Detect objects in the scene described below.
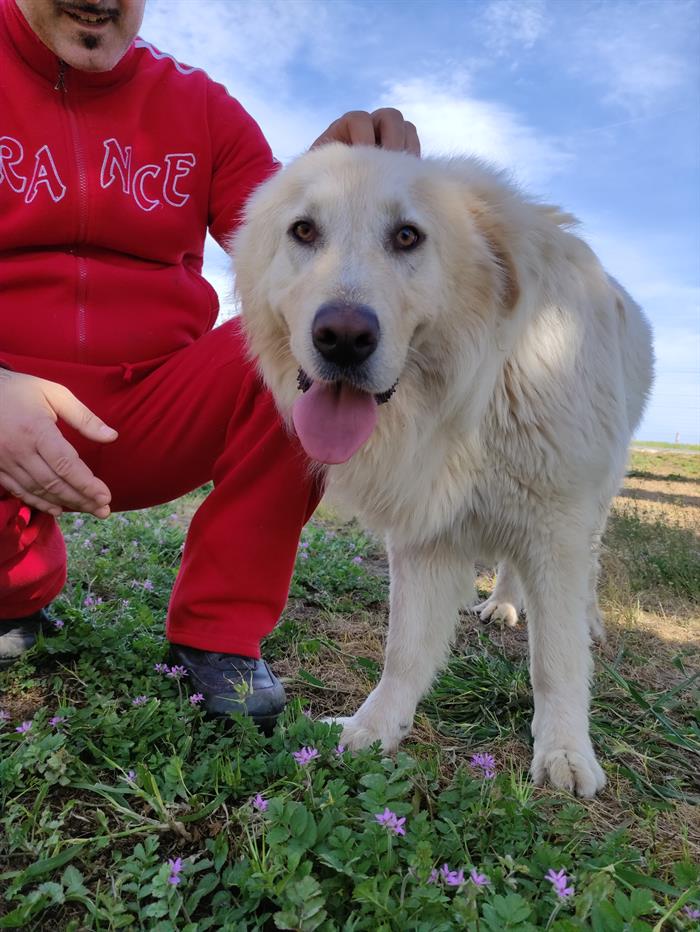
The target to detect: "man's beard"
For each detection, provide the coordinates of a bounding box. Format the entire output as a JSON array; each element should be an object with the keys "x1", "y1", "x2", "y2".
[{"x1": 79, "y1": 33, "x2": 101, "y2": 50}]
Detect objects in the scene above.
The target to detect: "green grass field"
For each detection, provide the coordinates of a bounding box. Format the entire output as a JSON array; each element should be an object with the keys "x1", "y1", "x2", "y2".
[{"x1": 1, "y1": 450, "x2": 698, "y2": 930}]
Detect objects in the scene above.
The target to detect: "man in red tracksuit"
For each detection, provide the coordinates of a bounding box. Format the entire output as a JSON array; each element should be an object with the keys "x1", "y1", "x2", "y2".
[{"x1": 0, "y1": 0, "x2": 420, "y2": 728}]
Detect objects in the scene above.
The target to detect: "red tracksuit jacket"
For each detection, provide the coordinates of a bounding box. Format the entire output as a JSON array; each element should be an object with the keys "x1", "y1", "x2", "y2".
[
  {"x1": 0, "y1": 0, "x2": 276, "y2": 368},
  {"x1": 0, "y1": 0, "x2": 322, "y2": 654}
]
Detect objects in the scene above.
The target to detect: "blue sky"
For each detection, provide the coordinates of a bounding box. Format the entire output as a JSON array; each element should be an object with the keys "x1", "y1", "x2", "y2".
[{"x1": 142, "y1": 0, "x2": 700, "y2": 444}]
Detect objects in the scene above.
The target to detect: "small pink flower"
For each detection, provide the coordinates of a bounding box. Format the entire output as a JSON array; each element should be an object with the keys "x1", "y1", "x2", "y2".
[
  {"x1": 131, "y1": 695, "x2": 149, "y2": 706},
  {"x1": 15, "y1": 720, "x2": 32, "y2": 734},
  {"x1": 374, "y1": 807, "x2": 406, "y2": 836},
  {"x1": 299, "y1": 552, "x2": 309, "y2": 561},
  {"x1": 335, "y1": 744, "x2": 346, "y2": 756},
  {"x1": 49, "y1": 715, "x2": 67, "y2": 727},
  {"x1": 167, "y1": 856, "x2": 183, "y2": 885},
  {"x1": 546, "y1": 868, "x2": 575, "y2": 899},
  {"x1": 189, "y1": 693, "x2": 204, "y2": 706},
  {"x1": 292, "y1": 746, "x2": 319, "y2": 766},
  {"x1": 683, "y1": 906, "x2": 700, "y2": 920},
  {"x1": 0, "y1": 710, "x2": 10, "y2": 722},
  {"x1": 142, "y1": 579, "x2": 154, "y2": 591},
  {"x1": 53, "y1": 619, "x2": 64, "y2": 630},
  {"x1": 252, "y1": 793, "x2": 268, "y2": 812},
  {"x1": 440, "y1": 864, "x2": 465, "y2": 886},
  {"x1": 470, "y1": 868, "x2": 490, "y2": 887},
  {"x1": 125, "y1": 770, "x2": 137, "y2": 782},
  {"x1": 73, "y1": 517, "x2": 84, "y2": 528},
  {"x1": 470, "y1": 752, "x2": 496, "y2": 779},
  {"x1": 167, "y1": 665, "x2": 188, "y2": 679},
  {"x1": 154, "y1": 663, "x2": 169, "y2": 674}
]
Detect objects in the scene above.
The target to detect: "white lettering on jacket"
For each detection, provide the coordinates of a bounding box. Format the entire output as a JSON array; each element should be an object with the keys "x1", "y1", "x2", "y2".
[{"x1": 0, "y1": 136, "x2": 196, "y2": 210}]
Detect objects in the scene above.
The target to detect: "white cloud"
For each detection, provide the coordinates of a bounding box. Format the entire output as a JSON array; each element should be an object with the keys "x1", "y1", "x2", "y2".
[
  {"x1": 376, "y1": 78, "x2": 572, "y2": 189},
  {"x1": 568, "y1": 0, "x2": 700, "y2": 115},
  {"x1": 480, "y1": 0, "x2": 548, "y2": 55}
]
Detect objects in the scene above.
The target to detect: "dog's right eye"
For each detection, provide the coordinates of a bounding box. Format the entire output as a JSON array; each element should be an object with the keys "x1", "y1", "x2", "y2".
[{"x1": 290, "y1": 220, "x2": 318, "y2": 245}]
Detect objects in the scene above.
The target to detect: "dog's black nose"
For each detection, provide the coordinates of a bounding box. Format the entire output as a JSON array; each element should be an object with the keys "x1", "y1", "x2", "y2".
[{"x1": 312, "y1": 302, "x2": 379, "y2": 367}]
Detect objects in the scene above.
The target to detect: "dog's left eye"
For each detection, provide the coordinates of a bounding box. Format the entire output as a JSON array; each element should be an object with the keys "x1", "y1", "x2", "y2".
[
  {"x1": 290, "y1": 219, "x2": 318, "y2": 245},
  {"x1": 394, "y1": 225, "x2": 423, "y2": 250}
]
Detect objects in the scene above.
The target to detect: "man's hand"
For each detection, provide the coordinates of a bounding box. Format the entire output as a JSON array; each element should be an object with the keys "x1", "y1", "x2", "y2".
[
  {"x1": 0, "y1": 370, "x2": 118, "y2": 518},
  {"x1": 311, "y1": 108, "x2": 420, "y2": 155}
]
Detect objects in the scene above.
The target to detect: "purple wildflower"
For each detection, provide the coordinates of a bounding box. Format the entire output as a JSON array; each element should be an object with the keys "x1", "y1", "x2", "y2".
[
  {"x1": 167, "y1": 857, "x2": 183, "y2": 885},
  {"x1": 682, "y1": 906, "x2": 700, "y2": 920},
  {"x1": 427, "y1": 868, "x2": 439, "y2": 884},
  {"x1": 299, "y1": 552, "x2": 309, "y2": 561},
  {"x1": 142, "y1": 579, "x2": 154, "y2": 591},
  {"x1": 440, "y1": 864, "x2": 465, "y2": 886},
  {"x1": 53, "y1": 618, "x2": 64, "y2": 630},
  {"x1": 546, "y1": 868, "x2": 575, "y2": 900},
  {"x1": 154, "y1": 662, "x2": 169, "y2": 674},
  {"x1": 73, "y1": 517, "x2": 84, "y2": 528},
  {"x1": 352, "y1": 556, "x2": 363, "y2": 565},
  {"x1": 252, "y1": 793, "x2": 268, "y2": 812},
  {"x1": 15, "y1": 720, "x2": 32, "y2": 734},
  {"x1": 335, "y1": 744, "x2": 346, "y2": 756},
  {"x1": 470, "y1": 752, "x2": 497, "y2": 779},
  {"x1": 470, "y1": 868, "x2": 490, "y2": 888},
  {"x1": 83, "y1": 595, "x2": 102, "y2": 607},
  {"x1": 374, "y1": 808, "x2": 407, "y2": 836},
  {"x1": 126, "y1": 770, "x2": 137, "y2": 782},
  {"x1": 189, "y1": 693, "x2": 204, "y2": 706},
  {"x1": 49, "y1": 715, "x2": 67, "y2": 727},
  {"x1": 167, "y1": 665, "x2": 188, "y2": 679},
  {"x1": 131, "y1": 695, "x2": 149, "y2": 706},
  {"x1": 292, "y1": 746, "x2": 319, "y2": 766},
  {"x1": 0, "y1": 710, "x2": 10, "y2": 722}
]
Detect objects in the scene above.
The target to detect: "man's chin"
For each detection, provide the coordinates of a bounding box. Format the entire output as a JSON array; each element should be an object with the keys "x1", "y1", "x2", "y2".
[{"x1": 57, "y1": 41, "x2": 126, "y2": 72}]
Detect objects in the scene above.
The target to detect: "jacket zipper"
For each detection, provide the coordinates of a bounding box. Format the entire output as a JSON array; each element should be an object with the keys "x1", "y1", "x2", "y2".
[{"x1": 56, "y1": 59, "x2": 89, "y2": 362}]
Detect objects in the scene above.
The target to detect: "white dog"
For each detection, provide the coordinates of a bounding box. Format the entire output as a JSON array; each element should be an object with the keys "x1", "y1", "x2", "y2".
[{"x1": 232, "y1": 144, "x2": 653, "y2": 797}]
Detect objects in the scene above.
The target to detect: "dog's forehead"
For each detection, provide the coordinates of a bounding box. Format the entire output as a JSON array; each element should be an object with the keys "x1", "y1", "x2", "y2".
[{"x1": 288, "y1": 150, "x2": 424, "y2": 219}]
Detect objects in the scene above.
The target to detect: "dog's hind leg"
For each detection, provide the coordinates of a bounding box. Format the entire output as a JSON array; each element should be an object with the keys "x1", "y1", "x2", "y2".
[
  {"x1": 472, "y1": 560, "x2": 524, "y2": 627},
  {"x1": 517, "y1": 522, "x2": 607, "y2": 798},
  {"x1": 331, "y1": 538, "x2": 471, "y2": 752}
]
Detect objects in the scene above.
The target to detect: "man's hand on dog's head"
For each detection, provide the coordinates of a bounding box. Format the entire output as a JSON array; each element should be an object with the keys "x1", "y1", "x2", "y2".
[
  {"x1": 311, "y1": 108, "x2": 421, "y2": 156},
  {"x1": 0, "y1": 370, "x2": 117, "y2": 518}
]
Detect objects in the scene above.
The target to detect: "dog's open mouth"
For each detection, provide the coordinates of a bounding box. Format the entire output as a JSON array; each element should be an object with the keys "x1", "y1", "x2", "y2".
[{"x1": 293, "y1": 368, "x2": 397, "y2": 464}]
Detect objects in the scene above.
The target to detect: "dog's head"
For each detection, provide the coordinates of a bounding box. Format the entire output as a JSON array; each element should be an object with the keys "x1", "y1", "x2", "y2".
[{"x1": 232, "y1": 144, "x2": 522, "y2": 464}]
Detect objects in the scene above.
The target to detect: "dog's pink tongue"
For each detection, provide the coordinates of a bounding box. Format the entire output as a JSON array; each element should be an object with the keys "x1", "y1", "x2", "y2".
[{"x1": 292, "y1": 381, "x2": 378, "y2": 464}]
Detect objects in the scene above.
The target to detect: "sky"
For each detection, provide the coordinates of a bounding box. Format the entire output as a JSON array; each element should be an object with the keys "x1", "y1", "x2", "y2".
[{"x1": 141, "y1": 0, "x2": 700, "y2": 444}]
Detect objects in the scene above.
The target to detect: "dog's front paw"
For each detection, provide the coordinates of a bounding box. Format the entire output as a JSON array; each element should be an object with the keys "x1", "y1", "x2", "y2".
[
  {"x1": 472, "y1": 594, "x2": 520, "y2": 627},
  {"x1": 531, "y1": 746, "x2": 606, "y2": 798},
  {"x1": 324, "y1": 713, "x2": 409, "y2": 753}
]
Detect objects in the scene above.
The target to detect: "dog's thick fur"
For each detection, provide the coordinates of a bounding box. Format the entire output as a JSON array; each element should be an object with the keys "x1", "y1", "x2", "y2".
[{"x1": 232, "y1": 144, "x2": 654, "y2": 797}]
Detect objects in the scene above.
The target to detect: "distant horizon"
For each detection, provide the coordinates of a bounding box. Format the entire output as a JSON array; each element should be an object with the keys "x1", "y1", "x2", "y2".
[{"x1": 142, "y1": 0, "x2": 700, "y2": 445}]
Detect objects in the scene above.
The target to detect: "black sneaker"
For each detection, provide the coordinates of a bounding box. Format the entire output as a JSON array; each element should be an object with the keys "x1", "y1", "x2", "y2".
[
  {"x1": 167, "y1": 643, "x2": 286, "y2": 734},
  {"x1": 0, "y1": 609, "x2": 61, "y2": 669}
]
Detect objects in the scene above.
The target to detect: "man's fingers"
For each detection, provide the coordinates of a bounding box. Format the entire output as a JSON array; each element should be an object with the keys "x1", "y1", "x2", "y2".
[
  {"x1": 47, "y1": 383, "x2": 118, "y2": 444},
  {"x1": 35, "y1": 430, "x2": 112, "y2": 516},
  {"x1": 403, "y1": 121, "x2": 421, "y2": 157},
  {"x1": 370, "y1": 108, "x2": 411, "y2": 151},
  {"x1": 310, "y1": 109, "x2": 421, "y2": 154},
  {"x1": 0, "y1": 467, "x2": 63, "y2": 516}
]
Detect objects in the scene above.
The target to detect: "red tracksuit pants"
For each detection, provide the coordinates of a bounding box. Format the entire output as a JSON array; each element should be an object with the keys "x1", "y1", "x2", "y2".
[{"x1": 0, "y1": 320, "x2": 322, "y2": 658}]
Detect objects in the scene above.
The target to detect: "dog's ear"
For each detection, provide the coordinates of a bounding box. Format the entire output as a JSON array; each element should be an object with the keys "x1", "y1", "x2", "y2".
[
  {"x1": 466, "y1": 198, "x2": 520, "y2": 314},
  {"x1": 485, "y1": 232, "x2": 519, "y2": 313}
]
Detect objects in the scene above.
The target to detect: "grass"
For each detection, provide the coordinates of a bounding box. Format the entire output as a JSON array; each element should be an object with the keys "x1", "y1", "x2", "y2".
[{"x1": 1, "y1": 451, "x2": 699, "y2": 930}]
